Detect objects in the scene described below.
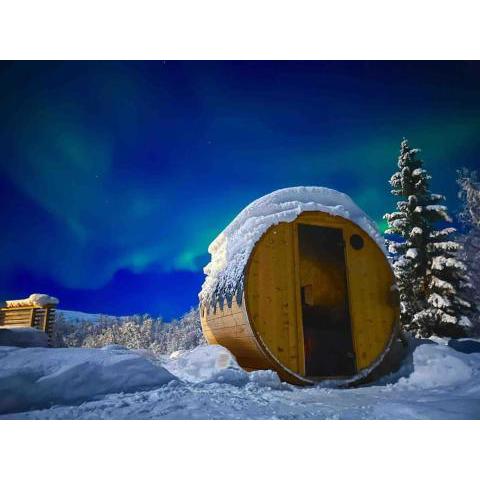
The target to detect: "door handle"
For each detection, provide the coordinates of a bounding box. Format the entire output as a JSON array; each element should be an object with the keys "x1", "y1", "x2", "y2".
[{"x1": 302, "y1": 284, "x2": 314, "y2": 306}]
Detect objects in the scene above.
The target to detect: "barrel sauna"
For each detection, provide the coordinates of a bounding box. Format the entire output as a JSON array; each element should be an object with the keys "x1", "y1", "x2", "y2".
[{"x1": 199, "y1": 187, "x2": 400, "y2": 386}]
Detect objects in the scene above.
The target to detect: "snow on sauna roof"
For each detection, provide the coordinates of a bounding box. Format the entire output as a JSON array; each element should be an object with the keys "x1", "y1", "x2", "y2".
[{"x1": 199, "y1": 186, "x2": 385, "y2": 307}]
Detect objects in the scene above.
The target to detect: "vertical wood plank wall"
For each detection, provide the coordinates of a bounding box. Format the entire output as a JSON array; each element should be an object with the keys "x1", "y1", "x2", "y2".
[
  {"x1": 342, "y1": 222, "x2": 398, "y2": 370},
  {"x1": 200, "y1": 299, "x2": 272, "y2": 371},
  {"x1": 246, "y1": 222, "x2": 303, "y2": 375}
]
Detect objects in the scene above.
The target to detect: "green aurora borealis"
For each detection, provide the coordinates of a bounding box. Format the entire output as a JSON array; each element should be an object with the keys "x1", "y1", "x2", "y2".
[{"x1": 0, "y1": 61, "x2": 479, "y2": 317}]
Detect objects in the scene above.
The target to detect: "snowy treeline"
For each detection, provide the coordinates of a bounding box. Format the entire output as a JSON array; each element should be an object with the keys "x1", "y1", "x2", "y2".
[
  {"x1": 457, "y1": 168, "x2": 480, "y2": 333},
  {"x1": 384, "y1": 140, "x2": 474, "y2": 338},
  {"x1": 52, "y1": 307, "x2": 206, "y2": 356}
]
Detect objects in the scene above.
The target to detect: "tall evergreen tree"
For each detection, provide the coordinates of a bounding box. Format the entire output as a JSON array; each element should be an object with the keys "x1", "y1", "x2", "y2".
[{"x1": 384, "y1": 139, "x2": 472, "y2": 337}]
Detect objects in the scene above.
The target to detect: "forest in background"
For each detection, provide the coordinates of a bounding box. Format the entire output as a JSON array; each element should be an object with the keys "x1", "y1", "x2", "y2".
[{"x1": 52, "y1": 307, "x2": 205, "y2": 357}]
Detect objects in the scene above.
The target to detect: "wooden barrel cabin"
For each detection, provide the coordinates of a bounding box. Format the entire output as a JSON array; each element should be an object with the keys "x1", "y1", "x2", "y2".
[{"x1": 199, "y1": 187, "x2": 400, "y2": 386}]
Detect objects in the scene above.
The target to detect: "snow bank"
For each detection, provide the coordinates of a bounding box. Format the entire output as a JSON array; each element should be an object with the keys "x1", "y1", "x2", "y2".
[
  {"x1": 0, "y1": 345, "x2": 176, "y2": 414},
  {"x1": 376, "y1": 336, "x2": 480, "y2": 392},
  {"x1": 393, "y1": 342, "x2": 475, "y2": 389},
  {"x1": 1, "y1": 339, "x2": 479, "y2": 419},
  {"x1": 0, "y1": 328, "x2": 49, "y2": 348},
  {"x1": 164, "y1": 344, "x2": 286, "y2": 389},
  {"x1": 199, "y1": 186, "x2": 384, "y2": 307},
  {"x1": 3, "y1": 293, "x2": 59, "y2": 308},
  {"x1": 165, "y1": 344, "x2": 249, "y2": 385},
  {"x1": 248, "y1": 369, "x2": 285, "y2": 389}
]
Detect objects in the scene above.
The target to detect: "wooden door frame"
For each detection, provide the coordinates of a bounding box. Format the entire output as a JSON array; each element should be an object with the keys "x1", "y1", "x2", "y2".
[{"x1": 294, "y1": 220, "x2": 358, "y2": 378}]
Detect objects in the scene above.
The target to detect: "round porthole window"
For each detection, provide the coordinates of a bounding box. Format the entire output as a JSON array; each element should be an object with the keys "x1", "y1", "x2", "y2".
[{"x1": 350, "y1": 234, "x2": 364, "y2": 250}]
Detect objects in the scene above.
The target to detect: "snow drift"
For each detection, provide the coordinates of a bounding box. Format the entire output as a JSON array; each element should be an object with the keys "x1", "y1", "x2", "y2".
[
  {"x1": 383, "y1": 338, "x2": 478, "y2": 390},
  {"x1": 165, "y1": 344, "x2": 249, "y2": 385},
  {"x1": 0, "y1": 328, "x2": 49, "y2": 348},
  {"x1": 165, "y1": 344, "x2": 286, "y2": 389},
  {"x1": 0, "y1": 345, "x2": 176, "y2": 414},
  {"x1": 199, "y1": 186, "x2": 384, "y2": 307},
  {"x1": 1, "y1": 337, "x2": 479, "y2": 419},
  {"x1": 2, "y1": 338, "x2": 479, "y2": 419}
]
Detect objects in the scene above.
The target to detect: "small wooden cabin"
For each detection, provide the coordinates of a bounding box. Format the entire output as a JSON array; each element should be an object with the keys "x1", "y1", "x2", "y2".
[
  {"x1": 199, "y1": 187, "x2": 400, "y2": 386},
  {"x1": 0, "y1": 293, "x2": 58, "y2": 343}
]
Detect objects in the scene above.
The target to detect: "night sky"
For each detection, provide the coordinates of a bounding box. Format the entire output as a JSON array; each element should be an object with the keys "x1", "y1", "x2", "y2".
[{"x1": 0, "y1": 61, "x2": 479, "y2": 318}]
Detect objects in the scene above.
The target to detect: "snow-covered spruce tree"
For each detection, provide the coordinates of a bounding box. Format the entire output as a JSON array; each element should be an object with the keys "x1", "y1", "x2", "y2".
[
  {"x1": 457, "y1": 168, "x2": 480, "y2": 332},
  {"x1": 384, "y1": 139, "x2": 473, "y2": 337}
]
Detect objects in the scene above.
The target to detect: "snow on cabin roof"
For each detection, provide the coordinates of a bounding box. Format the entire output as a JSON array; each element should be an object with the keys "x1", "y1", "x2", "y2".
[
  {"x1": 3, "y1": 293, "x2": 59, "y2": 308},
  {"x1": 199, "y1": 186, "x2": 385, "y2": 308}
]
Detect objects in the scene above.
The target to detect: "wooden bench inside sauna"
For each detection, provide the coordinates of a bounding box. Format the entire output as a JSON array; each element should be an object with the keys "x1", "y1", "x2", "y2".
[
  {"x1": 0, "y1": 293, "x2": 59, "y2": 343},
  {"x1": 199, "y1": 187, "x2": 400, "y2": 386}
]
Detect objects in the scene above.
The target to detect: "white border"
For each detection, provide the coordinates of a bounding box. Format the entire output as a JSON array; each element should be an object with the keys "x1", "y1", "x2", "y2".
[
  {"x1": 1, "y1": 421, "x2": 478, "y2": 479},
  {"x1": 0, "y1": 1, "x2": 478, "y2": 476},
  {"x1": 0, "y1": 1, "x2": 479, "y2": 59}
]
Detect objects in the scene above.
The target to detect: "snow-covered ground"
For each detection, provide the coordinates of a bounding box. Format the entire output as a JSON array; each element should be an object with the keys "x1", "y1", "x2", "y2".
[
  {"x1": 1, "y1": 337, "x2": 479, "y2": 419},
  {"x1": 0, "y1": 344, "x2": 174, "y2": 414}
]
